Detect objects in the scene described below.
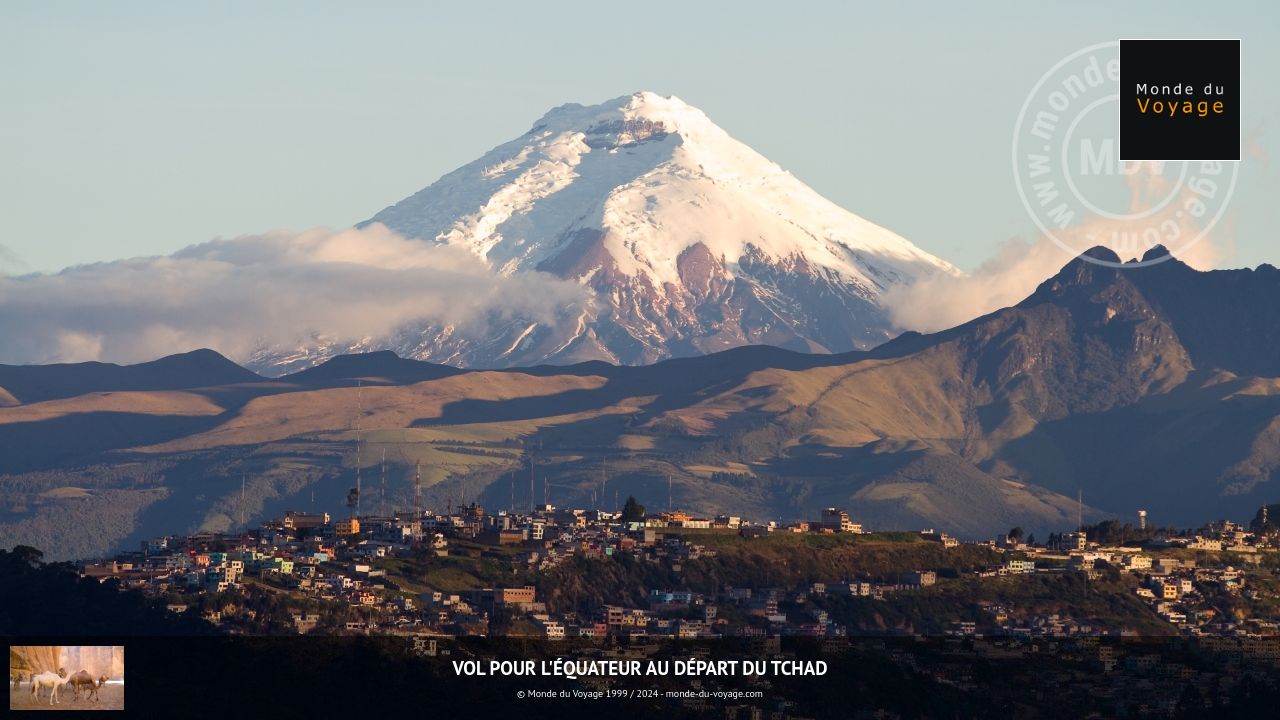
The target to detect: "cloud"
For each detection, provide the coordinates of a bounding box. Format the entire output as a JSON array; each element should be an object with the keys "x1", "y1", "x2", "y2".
[
  {"x1": 0, "y1": 224, "x2": 588, "y2": 366},
  {"x1": 885, "y1": 162, "x2": 1235, "y2": 333},
  {"x1": 882, "y1": 237, "x2": 1070, "y2": 333}
]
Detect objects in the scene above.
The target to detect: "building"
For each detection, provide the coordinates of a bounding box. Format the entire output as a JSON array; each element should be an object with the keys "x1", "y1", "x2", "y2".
[
  {"x1": 283, "y1": 512, "x2": 331, "y2": 531},
  {"x1": 1121, "y1": 554, "x2": 1153, "y2": 570},
  {"x1": 819, "y1": 508, "x2": 863, "y2": 534},
  {"x1": 335, "y1": 518, "x2": 361, "y2": 536},
  {"x1": 473, "y1": 586, "x2": 537, "y2": 608},
  {"x1": 901, "y1": 570, "x2": 937, "y2": 588},
  {"x1": 920, "y1": 530, "x2": 959, "y2": 547},
  {"x1": 1187, "y1": 536, "x2": 1223, "y2": 551},
  {"x1": 1005, "y1": 559, "x2": 1036, "y2": 574},
  {"x1": 1063, "y1": 532, "x2": 1088, "y2": 551},
  {"x1": 292, "y1": 612, "x2": 319, "y2": 634},
  {"x1": 532, "y1": 615, "x2": 565, "y2": 640}
]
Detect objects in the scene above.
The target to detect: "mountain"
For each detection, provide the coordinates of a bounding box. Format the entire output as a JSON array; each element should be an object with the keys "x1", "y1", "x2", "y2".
[
  {"x1": 249, "y1": 92, "x2": 956, "y2": 374},
  {"x1": 4, "y1": 247, "x2": 1280, "y2": 560},
  {"x1": 282, "y1": 351, "x2": 466, "y2": 388},
  {"x1": 0, "y1": 349, "x2": 261, "y2": 405}
]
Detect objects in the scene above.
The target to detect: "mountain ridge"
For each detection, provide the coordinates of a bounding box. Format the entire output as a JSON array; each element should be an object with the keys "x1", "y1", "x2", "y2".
[{"x1": 4, "y1": 248, "x2": 1280, "y2": 559}]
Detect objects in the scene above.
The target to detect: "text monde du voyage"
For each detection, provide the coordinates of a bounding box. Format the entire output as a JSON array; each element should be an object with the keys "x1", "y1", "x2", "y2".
[{"x1": 1135, "y1": 82, "x2": 1228, "y2": 118}]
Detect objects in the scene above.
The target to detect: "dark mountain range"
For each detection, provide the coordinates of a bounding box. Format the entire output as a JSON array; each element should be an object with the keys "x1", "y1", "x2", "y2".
[
  {"x1": 282, "y1": 350, "x2": 466, "y2": 388},
  {"x1": 1, "y1": 246, "x2": 1278, "y2": 559},
  {"x1": 0, "y1": 349, "x2": 261, "y2": 406}
]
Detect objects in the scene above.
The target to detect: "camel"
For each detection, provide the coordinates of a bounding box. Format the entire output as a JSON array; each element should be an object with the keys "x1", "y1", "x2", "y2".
[
  {"x1": 65, "y1": 670, "x2": 107, "y2": 702},
  {"x1": 30, "y1": 668, "x2": 67, "y2": 705}
]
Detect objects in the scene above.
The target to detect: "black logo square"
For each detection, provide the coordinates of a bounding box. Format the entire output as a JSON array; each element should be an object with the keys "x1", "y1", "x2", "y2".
[{"x1": 1120, "y1": 39, "x2": 1240, "y2": 161}]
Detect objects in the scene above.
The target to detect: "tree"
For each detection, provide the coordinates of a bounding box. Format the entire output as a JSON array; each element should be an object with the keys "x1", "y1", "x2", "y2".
[
  {"x1": 9, "y1": 545, "x2": 44, "y2": 568},
  {"x1": 621, "y1": 496, "x2": 646, "y2": 523},
  {"x1": 1026, "y1": 533, "x2": 1037, "y2": 546},
  {"x1": 1007, "y1": 527, "x2": 1024, "y2": 543}
]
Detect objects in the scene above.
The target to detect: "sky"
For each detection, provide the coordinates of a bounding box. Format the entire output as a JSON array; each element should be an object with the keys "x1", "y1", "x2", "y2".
[{"x1": 1, "y1": 0, "x2": 1278, "y2": 275}]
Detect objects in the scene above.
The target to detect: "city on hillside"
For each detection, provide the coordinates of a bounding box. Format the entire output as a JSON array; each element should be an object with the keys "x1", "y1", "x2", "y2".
[{"x1": 73, "y1": 496, "x2": 1280, "y2": 644}]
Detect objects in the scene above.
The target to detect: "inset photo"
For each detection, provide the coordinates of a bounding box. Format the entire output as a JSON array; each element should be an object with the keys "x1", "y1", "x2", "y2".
[{"x1": 9, "y1": 646, "x2": 124, "y2": 711}]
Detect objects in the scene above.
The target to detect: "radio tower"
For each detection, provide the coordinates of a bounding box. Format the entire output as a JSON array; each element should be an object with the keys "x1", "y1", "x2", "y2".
[
  {"x1": 380, "y1": 448, "x2": 387, "y2": 518},
  {"x1": 240, "y1": 472, "x2": 246, "y2": 528},
  {"x1": 1077, "y1": 490, "x2": 1083, "y2": 531},
  {"x1": 354, "y1": 380, "x2": 363, "y2": 518},
  {"x1": 413, "y1": 460, "x2": 422, "y2": 520},
  {"x1": 355, "y1": 461, "x2": 362, "y2": 518}
]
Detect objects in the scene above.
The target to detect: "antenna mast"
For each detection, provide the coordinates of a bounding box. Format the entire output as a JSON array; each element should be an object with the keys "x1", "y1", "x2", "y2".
[
  {"x1": 1077, "y1": 489, "x2": 1083, "y2": 531},
  {"x1": 413, "y1": 459, "x2": 421, "y2": 521},
  {"x1": 240, "y1": 472, "x2": 246, "y2": 528},
  {"x1": 354, "y1": 380, "x2": 363, "y2": 518},
  {"x1": 380, "y1": 448, "x2": 387, "y2": 517}
]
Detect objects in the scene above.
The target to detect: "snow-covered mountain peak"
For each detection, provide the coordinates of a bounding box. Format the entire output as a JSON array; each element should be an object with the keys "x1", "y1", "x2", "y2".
[
  {"x1": 253, "y1": 93, "x2": 962, "y2": 372},
  {"x1": 367, "y1": 91, "x2": 953, "y2": 287},
  {"x1": 533, "y1": 91, "x2": 714, "y2": 139}
]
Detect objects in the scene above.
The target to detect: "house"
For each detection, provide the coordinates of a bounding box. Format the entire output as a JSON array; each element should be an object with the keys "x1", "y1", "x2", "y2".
[
  {"x1": 261, "y1": 557, "x2": 294, "y2": 574},
  {"x1": 283, "y1": 511, "x2": 331, "y2": 531},
  {"x1": 901, "y1": 571, "x2": 937, "y2": 588},
  {"x1": 1187, "y1": 536, "x2": 1223, "y2": 551},
  {"x1": 472, "y1": 586, "x2": 537, "y2": 609},
  {"x1": 572, "y1": 624, "x2": 608, "y2": 639},
  {"x1": 1061, "y1": 532, "x2": 1088, "y2": 551},
  {"x1": 818, "y1": 508, "x2": 862, "y2": 534},
  {"x1": 292, "y1": 612, "x2": 319, "y2": 634},
  {"x1": 1005, "y1": 559, "x2": 1036, "y2": 574},
  {"x1": 920, "y1": 530, "x2": 959, "y2": 547},
  {"x1": 1121, "y1": 554, "x2": 1152, "y2": 570},
  {"x1": 411, "y1": 635, "x2": 438, "y2": 656},
  {"x1": 531, "y1": 615, "x2": 565, "y2": 640}
]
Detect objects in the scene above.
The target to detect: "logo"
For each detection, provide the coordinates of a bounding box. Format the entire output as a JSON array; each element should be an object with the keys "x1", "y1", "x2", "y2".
[
  {"x1": 1120, "y1": 39, "x2": 1240, "y2": 161},
  {"x1": 1013, "y1": 41, "x2": 1238, "y2": 268}
]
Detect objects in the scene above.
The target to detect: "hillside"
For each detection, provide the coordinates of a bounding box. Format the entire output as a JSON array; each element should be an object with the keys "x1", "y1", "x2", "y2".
[{"x1": 2, "y1": 247, "x2": 1279, "y2": 559}]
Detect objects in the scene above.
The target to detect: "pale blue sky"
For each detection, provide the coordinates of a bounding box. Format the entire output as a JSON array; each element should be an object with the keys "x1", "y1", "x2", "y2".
[{"x1": 2, "y1": 1, "x2": 1277, "y2": 273}]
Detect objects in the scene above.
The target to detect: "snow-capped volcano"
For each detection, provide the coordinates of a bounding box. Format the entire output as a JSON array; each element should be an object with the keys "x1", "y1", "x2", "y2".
[{"x1": 256, "y1": 92, "x2": 956, "y2": 372}]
